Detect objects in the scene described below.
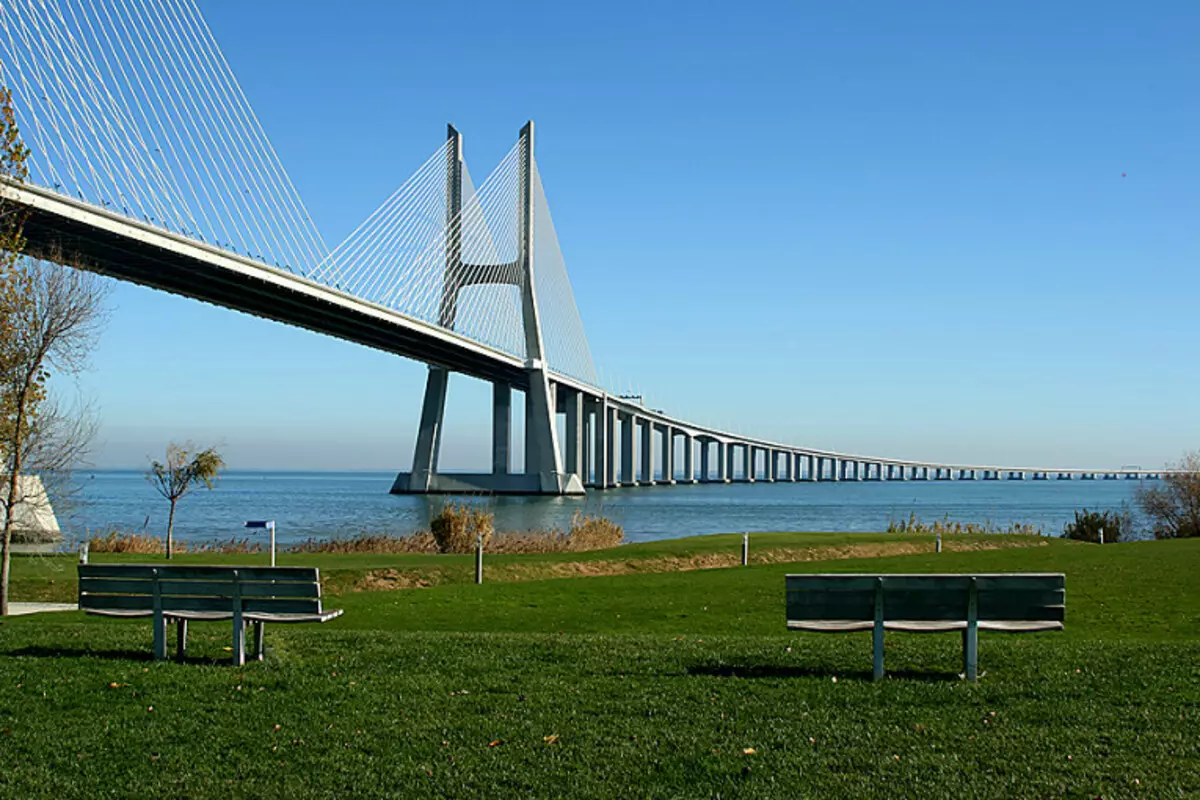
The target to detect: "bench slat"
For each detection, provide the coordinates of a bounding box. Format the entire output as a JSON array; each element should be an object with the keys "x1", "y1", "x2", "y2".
[
  {"x1": 80, "y1": 578, "x2": 321, "y2": 598},
  {"x1": 79, "y1": 578, "x2": 155, "y2": 594},
  {"x1": 79, "y1": 564, "x2": 318, "y2": 581},
  {"x1": 975, "y1": 575, "x2": 1065, "y2": 592},
  {"x1": 155, "y1": 580, "x2": 321, "y2": 599},
  {"x1": 81, "y1": 593, "x2": 323, "y2": 615},
  {"x1": 785, "y1": 576, "x2": 881, "y2": 591}
]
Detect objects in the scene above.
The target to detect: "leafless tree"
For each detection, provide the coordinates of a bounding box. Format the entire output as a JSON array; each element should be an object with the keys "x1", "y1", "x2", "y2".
[
  {"x1": 1137, "y1": 452, "x2": 1200, "y2": 540},
  {"x1": 0, "y1": 257, "x2": 108, "y2": 614}
]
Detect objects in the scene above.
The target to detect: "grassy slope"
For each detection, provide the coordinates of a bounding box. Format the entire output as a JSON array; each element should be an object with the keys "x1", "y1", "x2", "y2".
[{"x1": 1, "y1": 535, "x2": 1198, "y2": 798}]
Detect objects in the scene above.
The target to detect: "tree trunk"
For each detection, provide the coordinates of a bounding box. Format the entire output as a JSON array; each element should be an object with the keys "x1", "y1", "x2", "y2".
[
  {"x1": 0, "y1": 509, "x2": 11, "y2": 617},
  {"x1": 0, "y1": 471, "x2": 14, "y2": 617},
  {"x1": 166, "y1": 499, "x2": 177, "y2": 559},
  {"x1": 0, "y1": 391, "x2": 27, "y2": 617}
]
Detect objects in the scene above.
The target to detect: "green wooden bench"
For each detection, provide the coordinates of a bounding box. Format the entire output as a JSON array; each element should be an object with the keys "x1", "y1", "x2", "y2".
[
  {"x1": 785, "y1": 573, "x2": 1065, "y2": 681},
  {"x1": 78, "y1": 564, "x2": 343, "y2": 665}
]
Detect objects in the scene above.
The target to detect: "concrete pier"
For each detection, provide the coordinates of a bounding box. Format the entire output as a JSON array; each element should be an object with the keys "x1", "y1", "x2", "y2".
[{"x1": 682, "y1": 433, "x2": 694, "y2": 483}]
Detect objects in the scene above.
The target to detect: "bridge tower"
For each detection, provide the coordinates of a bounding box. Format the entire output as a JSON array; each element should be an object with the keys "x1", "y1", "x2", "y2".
[{"x1": 395, "y1": 122, "x2": 585, "y2": 496}]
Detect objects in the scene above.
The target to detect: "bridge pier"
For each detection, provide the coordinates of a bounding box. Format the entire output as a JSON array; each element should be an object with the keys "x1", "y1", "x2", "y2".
[
  {"x1": 640, "y1": 419, "x2": 655, "y2": 485},
  {"x1": 563, "y1": 388, "x2": 584, "y2": 481},
  {"x1": 662, "y1": 426, "x2": 676, "y2": 484},
  {"x1": 493, "y1": 382, "x2": 511, "y2": 475},
  {"x1": 682, "y1": 433, "x2": 695, "y2": 483},
  {"x1": 604, "y1": 406, "x2": 618, "y2": 488},
  {"x1": 620, "y1": 413, "x2": 636, "y2": 486}
]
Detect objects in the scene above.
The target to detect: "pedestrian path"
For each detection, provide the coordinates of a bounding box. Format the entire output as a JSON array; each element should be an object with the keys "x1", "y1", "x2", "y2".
[{"x1": 7, "y1": 602, "x2": 78, "y2": 616}]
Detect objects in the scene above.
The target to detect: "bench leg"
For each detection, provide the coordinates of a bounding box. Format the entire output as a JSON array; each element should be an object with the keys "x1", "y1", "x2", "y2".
[
  {"x1": 176, "y1": 619, "x2": 188, "y2": 662},
  {"x1": 232, "y1": 613, "x2": 245, "y2": 667},
  {"x1": 152, "y1": 612, "x2": 167, "y2": 661},
  {"x1": 872, "y1": 621, "x2": 884, "y2": 681},
  {"x1": 962, "y1": 624, "x2": 978, "y2": 682},
  {"x1": 253, "y1": 622, "x2": 265, "y2": 662}
]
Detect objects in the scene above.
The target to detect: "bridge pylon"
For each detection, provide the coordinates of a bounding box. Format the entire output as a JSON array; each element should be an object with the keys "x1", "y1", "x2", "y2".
[{"x1": 393, "y1": 122, "x2": 585, "y2": 496}]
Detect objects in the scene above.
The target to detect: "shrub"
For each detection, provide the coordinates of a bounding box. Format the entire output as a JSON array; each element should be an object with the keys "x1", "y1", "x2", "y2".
[
  {"x1": 1137, "y1": 452, "x2": 1200, "y2": 539},
  {"x1": 430, "y1": 503, "x2": 494, "y2": 553},
  {"x1": 88, "y1": 530, "x2": 166, "y2": 554},
  {"x1": 1061, "y1": 508, "x2": 1127, "y2": 543},
  {"x1": 566, "y1": 511, "x2": 624, "y2": 550}
]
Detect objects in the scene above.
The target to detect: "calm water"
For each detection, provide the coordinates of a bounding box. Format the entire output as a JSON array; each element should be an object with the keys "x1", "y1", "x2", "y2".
[{"x1": 61, "y1": 470, "x2": 1144, "y2": 546}]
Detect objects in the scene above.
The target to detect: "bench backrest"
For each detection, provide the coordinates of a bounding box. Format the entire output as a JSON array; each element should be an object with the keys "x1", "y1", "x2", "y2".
[
  {"x1": 78, "y1": 564, "x2": 325, "y2": 615},
  {"x1": 785, "y1": 573, "x2": 1065, "y2": 623}
]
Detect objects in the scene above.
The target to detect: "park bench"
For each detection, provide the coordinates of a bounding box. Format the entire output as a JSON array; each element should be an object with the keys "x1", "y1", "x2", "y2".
[
  {"x1": 785, "y1": 573, "x2": 1065, "y2": 681},
  {"x1": 78, "y1": 564, "x2": 343, "y2": 665}
]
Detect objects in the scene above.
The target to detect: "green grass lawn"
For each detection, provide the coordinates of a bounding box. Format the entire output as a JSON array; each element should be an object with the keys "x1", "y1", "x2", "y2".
[{"x1": 2, "y1": 534, "x2": 1198, "y2": 798}]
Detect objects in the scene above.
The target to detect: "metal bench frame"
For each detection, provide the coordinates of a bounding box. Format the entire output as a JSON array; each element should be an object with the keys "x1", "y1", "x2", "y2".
[
  {"x1": 78, "y1": 564, "x2": 343, "y2": 665},
  {"x1": 785, "y1": 573, "x2": 1066, "y2": 681}
]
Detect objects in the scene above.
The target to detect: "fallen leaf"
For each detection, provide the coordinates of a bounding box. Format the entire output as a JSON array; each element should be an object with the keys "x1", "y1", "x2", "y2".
[
  {"x1": 743, "y1": 748, "x2": 756, "y2": 755},
  {"x1": 489, "y1": 740, "x2": 502, "y2": 747},
  {"x1": 543, "y1": 734, "x2": 559, "y2": 744}
]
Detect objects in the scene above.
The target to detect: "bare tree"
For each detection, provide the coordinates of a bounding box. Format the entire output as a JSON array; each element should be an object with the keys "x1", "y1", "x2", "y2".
[
  {"x1": 0, "y1": 86, "x2": 108, "y2": 616},
  {"x1": 1137, "y1": 452, "x2": 1200, "y2": 539},
  {"x1": 147, "y1": 443, "x2": 225, "y2": 559},
  {"x1": 0, "y1": 259, "x2": 109, "y2": 615}
]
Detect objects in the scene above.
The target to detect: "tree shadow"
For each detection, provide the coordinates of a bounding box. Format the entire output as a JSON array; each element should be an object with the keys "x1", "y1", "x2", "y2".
[
  {"x1": 686, "y1": 662, "x2": 962, "y2": 682},
  {"x1": 2, "y1": 645, "x2": 231, "y2": 666}
]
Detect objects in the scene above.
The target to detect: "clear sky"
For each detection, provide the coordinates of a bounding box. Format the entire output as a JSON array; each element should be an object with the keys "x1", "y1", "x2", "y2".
[{"x1": 64, "y1": 0, "x2": 1200, "y2": 471}]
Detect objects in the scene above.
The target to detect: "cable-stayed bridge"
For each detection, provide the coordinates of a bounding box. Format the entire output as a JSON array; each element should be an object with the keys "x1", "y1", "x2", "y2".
[{"x1": 0, "y1": 0, "x2": 1165, "y2": 494}]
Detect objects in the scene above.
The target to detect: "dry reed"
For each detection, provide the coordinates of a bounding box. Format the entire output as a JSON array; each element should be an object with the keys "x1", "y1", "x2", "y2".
[{"x1": 887, "y1": 512, "x2": 1042, "y2": 536}]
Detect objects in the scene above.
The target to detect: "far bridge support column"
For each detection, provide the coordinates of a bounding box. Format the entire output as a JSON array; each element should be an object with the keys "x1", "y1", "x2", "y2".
[
  {"x1": 682, "y1": 433, "x2": 694, "y2": 483},
  {"x1": 492, "y1": 382, "x2": 511, "y2": 475}
]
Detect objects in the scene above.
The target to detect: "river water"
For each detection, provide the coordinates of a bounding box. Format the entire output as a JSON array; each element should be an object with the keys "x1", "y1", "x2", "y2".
[{"x1": 61, "y1": 469, "x2": 1144, "y2": 546}]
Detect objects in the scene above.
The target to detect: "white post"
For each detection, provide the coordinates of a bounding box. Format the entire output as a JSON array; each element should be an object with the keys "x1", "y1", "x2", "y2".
[
  {"x1": 269, "y1": 521, "x2": 276, "y2": 567},
  {"x1": 79, "y1": 540, "x2": 89, "y2": 565},
  {"x1": 742, "y1": 532, "x2": 749, "y2": 566},
  {"x1": 1099, "y1": 528, "x2": 1104, "y2": 545},
  {"x1": 936, "y1": 532, "x2": 942, "y2": 554}
]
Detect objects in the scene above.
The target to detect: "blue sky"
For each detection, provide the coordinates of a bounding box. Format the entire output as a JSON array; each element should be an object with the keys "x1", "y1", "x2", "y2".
[{"x1": 67, "y1": 0, "x2": 1199, "y2": 470}]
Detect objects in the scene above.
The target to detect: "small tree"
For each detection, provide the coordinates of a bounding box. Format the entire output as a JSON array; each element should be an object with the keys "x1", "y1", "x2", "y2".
[
  {"x1": 0, "y1": 88, "x2": 106, "y2": 617},
  {"x1": 147, "y1": 443, "x2": 225, "y2": 559},
  {"x1": 1137, "y1": 452, "x2": 1200, "y2": 540}
]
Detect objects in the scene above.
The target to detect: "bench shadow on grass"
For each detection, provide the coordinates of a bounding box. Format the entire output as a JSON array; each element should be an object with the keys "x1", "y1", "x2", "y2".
[
  {"x1": 686, "y1": 663, "x2": 962, "y2": 682},
  {"x1": 3, "y1": 645, "x2": 238, "y2": 666}
]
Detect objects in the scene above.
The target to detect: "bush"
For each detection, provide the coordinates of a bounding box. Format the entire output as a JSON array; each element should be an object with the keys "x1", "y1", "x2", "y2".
[
  {"x1": 565, "y1": 511, "x2": 624, "y2": 550},
  {"x1": 88, "y1": 530, "x2": 166, "y2": 554},
  {"x1": 1137, "y1": 452, "x2": 1200, "y2": 539},
  {"x1": 429, "y1": 503, "x2": 494, "y2": 553},
  {"x1": 1061, "y1": 508, "x2": 1127, "y2": 543}
]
